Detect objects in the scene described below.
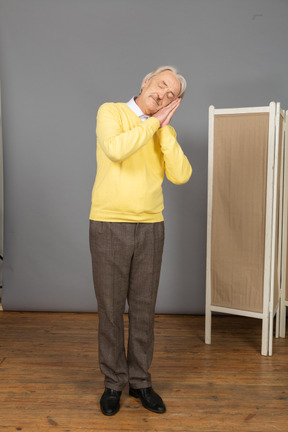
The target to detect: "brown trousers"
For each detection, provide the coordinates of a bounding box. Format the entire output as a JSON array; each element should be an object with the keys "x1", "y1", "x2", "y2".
[{"x1": 89, "y1": 221, "x2": 165, "y2": 391}]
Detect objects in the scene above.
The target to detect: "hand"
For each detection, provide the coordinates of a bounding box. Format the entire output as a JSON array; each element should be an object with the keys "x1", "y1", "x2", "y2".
[{"x1": 153, "y1": 98, "x2": 181, "y2": 128}]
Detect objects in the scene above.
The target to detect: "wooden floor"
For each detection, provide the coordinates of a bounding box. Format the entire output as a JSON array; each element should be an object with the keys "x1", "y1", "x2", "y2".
[{"x1": 0, "y1": 312, "x2": 287, "y2": 432}]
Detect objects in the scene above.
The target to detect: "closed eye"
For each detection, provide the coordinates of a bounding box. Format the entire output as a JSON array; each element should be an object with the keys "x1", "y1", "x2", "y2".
[{"x1": 158, "y1": 80, "x2": 175, "y2": 99}]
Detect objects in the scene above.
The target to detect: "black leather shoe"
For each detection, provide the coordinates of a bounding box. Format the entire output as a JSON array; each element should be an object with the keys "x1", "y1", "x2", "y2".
[
  {"x1": 129, "y1": 386, "x2": 166, "y2": 414},
  {"x1": 100, "y1": 388, "x2": 122, "y2": 416}
]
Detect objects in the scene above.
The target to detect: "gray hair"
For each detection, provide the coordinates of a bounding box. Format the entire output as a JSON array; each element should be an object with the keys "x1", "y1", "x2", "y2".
[{"x1": 141, "y1": 65, "x2": 187, "y2": 98}]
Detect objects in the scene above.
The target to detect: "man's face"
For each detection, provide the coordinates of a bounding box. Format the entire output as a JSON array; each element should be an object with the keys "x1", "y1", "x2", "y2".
[{"x1": 137, "y1": 70, "x2": 181, "y2": 116}]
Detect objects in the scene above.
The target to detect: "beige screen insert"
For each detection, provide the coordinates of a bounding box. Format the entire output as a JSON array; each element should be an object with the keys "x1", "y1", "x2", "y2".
[{"x1": 211, "y1": 113, "x2": 269, "y2": 313}]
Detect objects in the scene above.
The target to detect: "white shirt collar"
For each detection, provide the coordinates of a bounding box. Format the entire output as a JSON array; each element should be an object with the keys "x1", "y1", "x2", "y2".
[{"x1": 126, "y1": 96, "x2": 150, "y2": 121}]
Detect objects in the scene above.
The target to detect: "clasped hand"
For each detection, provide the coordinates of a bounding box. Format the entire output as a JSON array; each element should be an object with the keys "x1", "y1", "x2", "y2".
[{"x1": 153, "y1": 98, "x2": 181, "y2": 128}]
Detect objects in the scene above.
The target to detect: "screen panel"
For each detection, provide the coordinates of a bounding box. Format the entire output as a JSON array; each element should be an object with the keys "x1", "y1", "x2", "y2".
[{"x1": 211, "y1": 113, "x2": 269, "y2": 313}]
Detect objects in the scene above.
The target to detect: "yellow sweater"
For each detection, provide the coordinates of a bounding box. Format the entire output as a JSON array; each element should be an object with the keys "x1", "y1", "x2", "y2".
[{"x1": 89, "y1": 102, "x2": 192, "y2": 223}]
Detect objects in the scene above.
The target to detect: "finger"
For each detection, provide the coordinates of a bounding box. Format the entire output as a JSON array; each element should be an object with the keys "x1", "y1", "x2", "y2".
[
  {"x1": 169, "y1": 98, "x2": 181, "y2": 108},
  {"x1": 164, "y1": 105, "x2": 179, "y2": 125},
  {"x1": 162, "y1": 100, "x2": 180, "y2": 114},
  {"x1": 168, "y1": 99, "x2": 181, "y2": 111},
  {"x1": 169, "y1": 101, "x2": 181, "y2": 115}
]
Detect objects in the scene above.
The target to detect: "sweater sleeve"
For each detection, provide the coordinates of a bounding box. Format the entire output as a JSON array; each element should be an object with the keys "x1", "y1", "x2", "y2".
[
  {"x1": 157, "y1": 125, "x2": 192, "y2": 185},
  {"x1": 96, "y1": 103, "x2": 160, "y2": 162}
]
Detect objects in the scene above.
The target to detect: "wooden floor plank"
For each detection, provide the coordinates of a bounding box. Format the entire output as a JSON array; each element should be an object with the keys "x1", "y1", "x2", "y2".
[{"x1": 0, "y1": 312, "x2": 287, "y2": 432}]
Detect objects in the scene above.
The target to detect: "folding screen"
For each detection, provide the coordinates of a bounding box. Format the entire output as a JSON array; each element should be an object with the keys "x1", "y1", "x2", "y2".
[{"x1": 205, "y1": 102, "x2": 286, "y2": 356}]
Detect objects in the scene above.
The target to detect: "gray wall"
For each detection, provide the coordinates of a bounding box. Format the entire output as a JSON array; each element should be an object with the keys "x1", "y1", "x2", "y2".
[{"x1": 1, "y1": 0, "x2": 288, "y2": 312}]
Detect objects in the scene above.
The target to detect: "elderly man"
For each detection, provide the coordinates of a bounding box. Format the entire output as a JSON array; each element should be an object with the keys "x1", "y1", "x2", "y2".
[{"x1": 89, "y1": 65, "x2": 192, "y2": 416}]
